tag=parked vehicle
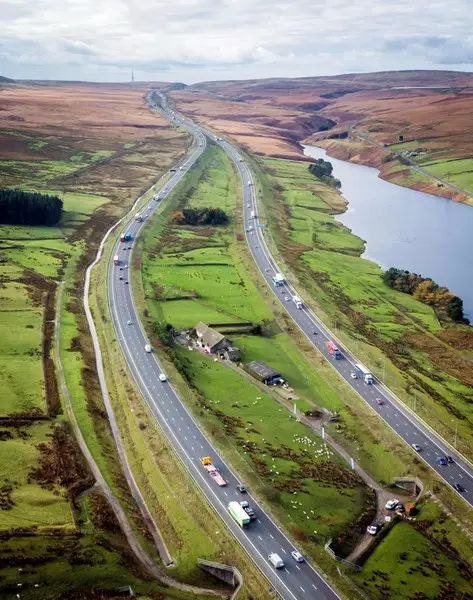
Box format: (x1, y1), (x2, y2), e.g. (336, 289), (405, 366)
(268, 553), (284, 569)
(367, 525), (378, 535)
(326, 341), (341, 360)
(354, 363), (373, 384)
(385, 499), (399, 510)
(228, 501), (250, 527)
(201, 457), (227, 486)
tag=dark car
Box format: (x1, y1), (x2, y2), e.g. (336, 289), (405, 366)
(436, 456), (447, 466)
(453, 483), (464, 492)
(237, 484), (247, 494)
(119, 276), (124, 281)
(446, 455), (454, 464)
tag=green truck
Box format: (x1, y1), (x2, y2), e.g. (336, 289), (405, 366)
(228, 501), (251, 527)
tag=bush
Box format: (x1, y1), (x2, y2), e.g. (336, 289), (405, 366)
(178, 207), (228, 226)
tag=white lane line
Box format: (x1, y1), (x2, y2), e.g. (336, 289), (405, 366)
(269, 533), (274, 539)
(295, 564), (300, 571)
(312, 584), (318, 590)
(300, 586), (305, 593)
(258, 535), (263, 541)
(281, 548), (287, 554)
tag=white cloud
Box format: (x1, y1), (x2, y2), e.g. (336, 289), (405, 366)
(0, 0), (472, 82)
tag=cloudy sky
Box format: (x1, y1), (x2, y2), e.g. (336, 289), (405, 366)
(1, 0), (473, 83)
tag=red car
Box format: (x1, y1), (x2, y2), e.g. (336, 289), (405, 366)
(375, 398), (384, 406)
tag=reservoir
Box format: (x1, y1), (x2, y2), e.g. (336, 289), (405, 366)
(303, 145), (473, 319)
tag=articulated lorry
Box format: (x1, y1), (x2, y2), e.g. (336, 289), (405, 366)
(228, 502), (251, 527)
(355, 363), (374, 384)
(326, 340), (342, 360)
(201, 457), (227, 486)
(120, 232), (132, 243)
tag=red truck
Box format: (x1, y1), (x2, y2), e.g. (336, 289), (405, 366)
(326, 341), (342, 360)
(201, 457), (227, 486)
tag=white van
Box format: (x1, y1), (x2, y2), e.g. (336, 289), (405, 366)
(268, 553), (284, 569)
(145, 344), (152, 353)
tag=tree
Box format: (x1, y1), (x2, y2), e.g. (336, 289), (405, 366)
(447, 296), (466, 322)
(0, 189), (62, 226)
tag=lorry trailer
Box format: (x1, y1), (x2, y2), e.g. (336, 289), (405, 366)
(201, 457), (227, 486)
(228, 501), (251, 527)
(355, 363), (374, 384)
(292, 295), (303, 309)
(120, 232), (132, 243)
(326, 340), (342, 360)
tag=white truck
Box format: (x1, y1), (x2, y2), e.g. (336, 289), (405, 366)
(250, 210), (256, 219)
(268, 553), (284, 569)
(355, 363), (374, 385)
(292, 295), (303, 309)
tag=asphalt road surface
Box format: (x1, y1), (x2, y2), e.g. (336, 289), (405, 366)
(107, 95), (342, 600)
(107, 90), (473, 599)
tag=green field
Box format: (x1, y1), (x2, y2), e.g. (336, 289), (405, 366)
(352, 520), (472, 599)
(140, 145), (376, 563)
(0, 422), (73, 530)
(420, 157), (473, 193)
(255, 155), (473, 462)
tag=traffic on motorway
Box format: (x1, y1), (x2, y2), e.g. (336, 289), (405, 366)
(107, 90), (473, 600)
(106, 92), (341, 600)
(221, 138), (473, 507)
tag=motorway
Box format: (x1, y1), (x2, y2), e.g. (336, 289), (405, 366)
(107, 90), (473, 599)
(107, 94), (341, 600)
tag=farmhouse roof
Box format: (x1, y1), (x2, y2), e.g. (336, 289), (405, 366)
(195, 322), (228, 350)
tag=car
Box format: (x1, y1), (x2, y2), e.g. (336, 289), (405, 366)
(446, 455), (454, 464)
(313, 330), (318, 335)
(158, 373), (167, 382)
(385, 499), (400, 510)
(265, 268), (270, 272)
(411, 443), (422, 452)
(375, 397), (384, 405)
(254, 245), (258, 249)
(119, 276), (124, 280)
(124, 264), (128, 268)
(127, 246), (132, 250)
(436, 456), (447, 466)
(453, 483), (464, 492)
(125, 281), (129, 284)
(127, 320), (132, 325)
(237, 484), (247, 493)
(350, 372), (358, 379)
(247, 203), (251, 208)
(291, 550), (304, 563)
(367, 525), (378, 536)
(119, 267), (123, 271)
(285, 296), (290, 301)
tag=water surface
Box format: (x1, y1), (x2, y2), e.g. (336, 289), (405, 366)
(303, 145), (473, 319)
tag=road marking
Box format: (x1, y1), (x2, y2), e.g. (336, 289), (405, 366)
(295, 565), (300, 571)
(281, 548), (287, 554)
(284, 568), (289, 573)
(312, 584), (318, 590)
(300, 586), (305, 593)
(269, 533), (274, 539)
(257, 519), (262, 523)
(258, 535), (263, 541)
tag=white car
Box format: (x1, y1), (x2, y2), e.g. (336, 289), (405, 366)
(291, 550), (304, 563)
(285, 296), (290, 301)
(127, 320), (132, 325)
(367, 525), (378, 536)
(385, 499), (399, 510)
(159, 373), (167, 382)
(144, 344), (152, 353)
(350, 372), (358, 379)
(411, 443), (422, 452)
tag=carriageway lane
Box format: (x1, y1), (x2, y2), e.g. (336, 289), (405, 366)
(215, 138), (473, 508)
(108, 98), (341, 600)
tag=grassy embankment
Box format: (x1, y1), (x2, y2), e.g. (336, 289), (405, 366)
(88, 148), (272, 597)
(238, 153), (473, 594)
(133, 143), (385, 594)
(252, 156), (473, 462)
(0, 90), (205, 596)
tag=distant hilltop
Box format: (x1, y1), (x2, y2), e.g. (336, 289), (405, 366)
(0, 75), (15, 83)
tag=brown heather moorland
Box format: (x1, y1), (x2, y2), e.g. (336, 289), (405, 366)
(170, 70), (473, 202)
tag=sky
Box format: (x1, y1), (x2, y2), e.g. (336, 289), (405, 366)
(1, 0), (473, 83)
